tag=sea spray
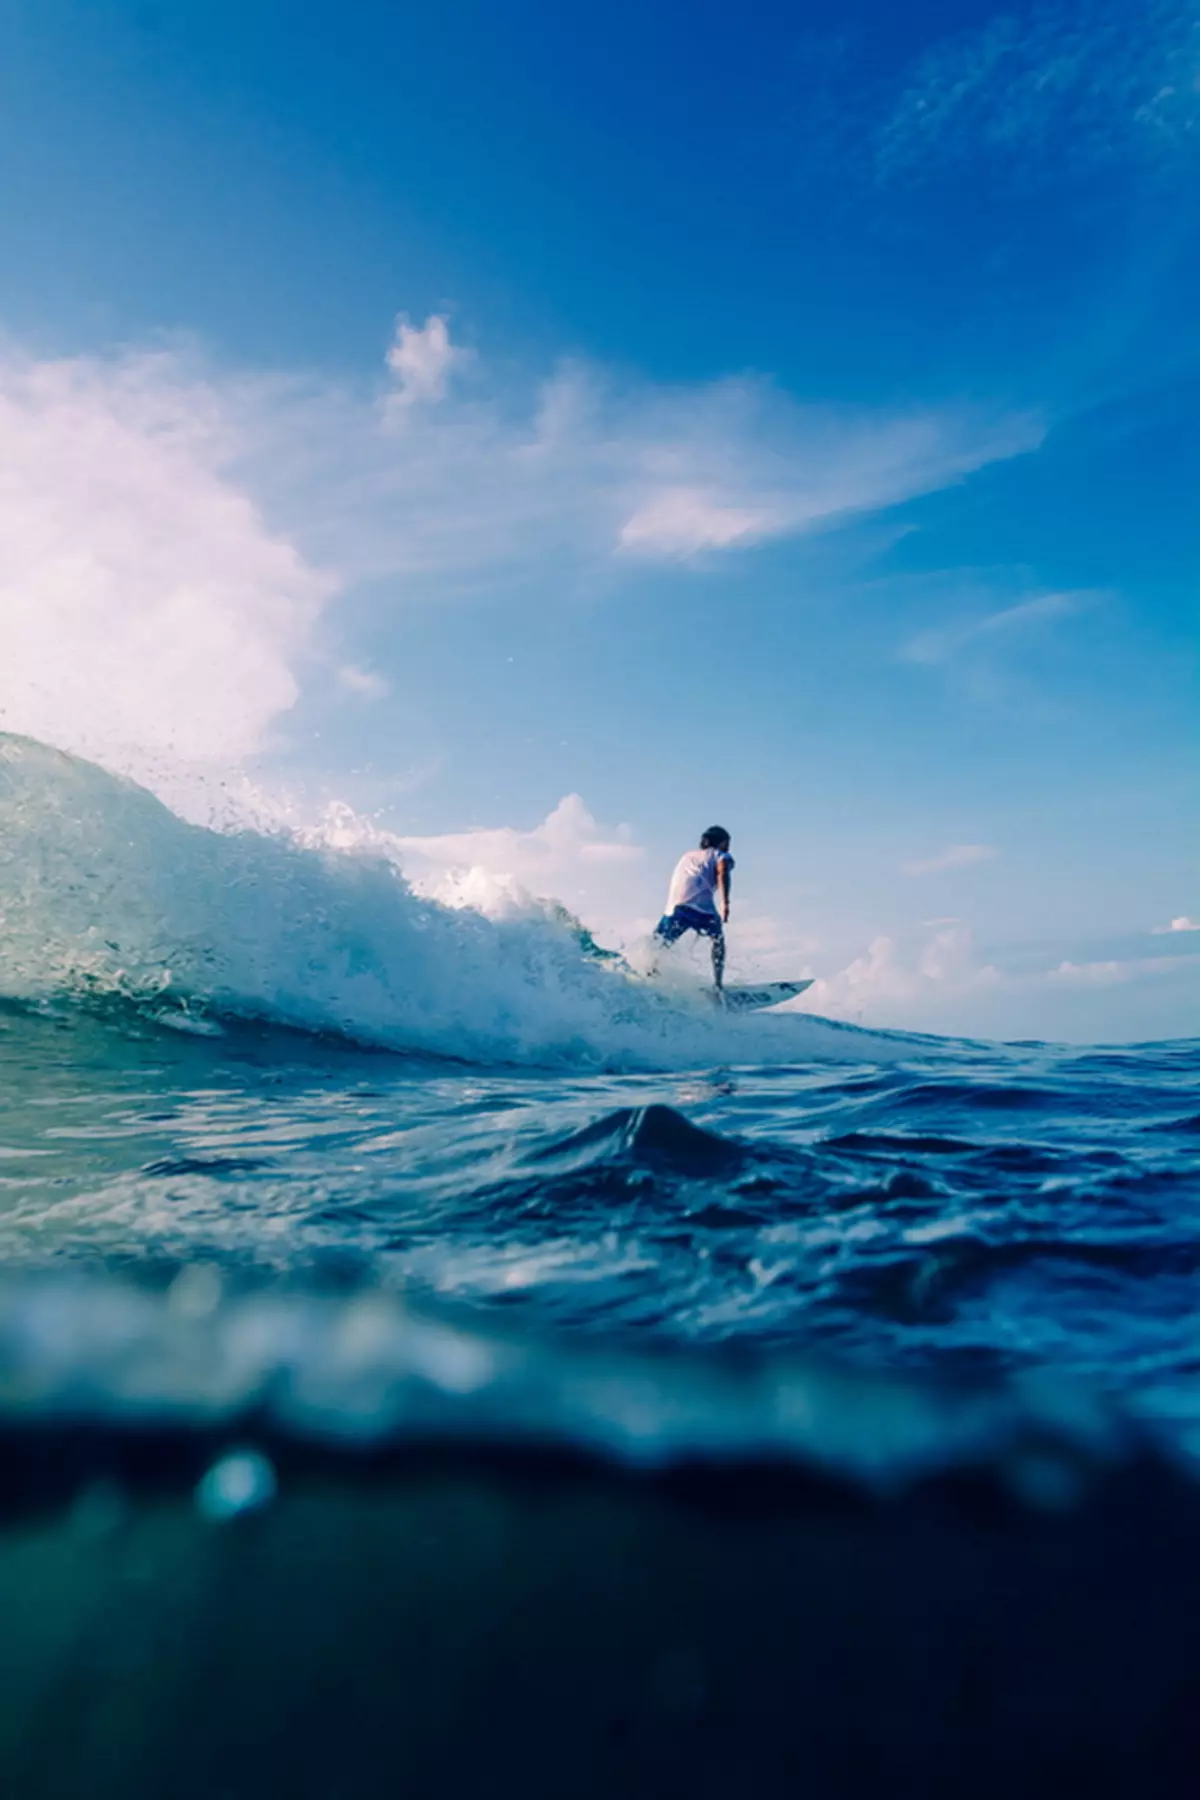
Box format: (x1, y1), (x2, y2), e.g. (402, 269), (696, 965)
(0, 733), (893, 1070)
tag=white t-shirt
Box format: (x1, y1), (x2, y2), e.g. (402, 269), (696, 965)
(666, 848), (734, 916)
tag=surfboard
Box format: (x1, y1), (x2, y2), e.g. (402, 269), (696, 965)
(718, 979), (814, 1013)
(582, 933), (813, 1016)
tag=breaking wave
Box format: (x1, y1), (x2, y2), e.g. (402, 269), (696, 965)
(0, 735), (893, 1070)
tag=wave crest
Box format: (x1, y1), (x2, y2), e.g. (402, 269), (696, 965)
(0, 735), (890, 1070)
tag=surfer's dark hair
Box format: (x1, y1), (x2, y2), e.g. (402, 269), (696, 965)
(700, 826), (731, 851)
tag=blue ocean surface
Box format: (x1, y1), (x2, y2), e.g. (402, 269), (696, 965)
(1, 732), (1198, 1458)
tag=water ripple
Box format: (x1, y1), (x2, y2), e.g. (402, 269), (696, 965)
(0, 1005), (1197, 1450)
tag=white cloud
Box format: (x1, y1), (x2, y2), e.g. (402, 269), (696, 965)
(903, 843), (998, 876)
(900, 590), (1095, 666)
(803, 922), (1002, 1025)
(786, 912), (1200, 1040)
(781, 916), (1199, 1040)
(0, 321), (1042, 780)
(385, 314), (466, 408)
(1154, 915), (1200, 934)
(618, 487), (777, 557)
(391, 794), (640, 879)
(1048, 955), (1181, 986)
(257, 790), (646, 944)
(375, 794), (645, 937)
(337, 663), (391, 700)
(0, 346), (334, 772)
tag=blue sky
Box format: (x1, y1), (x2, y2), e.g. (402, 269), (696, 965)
(0, 0), (1196, 1038)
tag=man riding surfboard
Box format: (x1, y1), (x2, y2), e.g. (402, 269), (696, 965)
(653, 826), (733, 991)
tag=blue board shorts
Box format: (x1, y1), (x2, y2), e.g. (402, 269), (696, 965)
(655, 904), (724, 944)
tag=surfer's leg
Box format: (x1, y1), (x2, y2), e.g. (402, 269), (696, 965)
(654, 911), (689, 947)
(650, 909), (686, 976)
(711, 929), (726, 991)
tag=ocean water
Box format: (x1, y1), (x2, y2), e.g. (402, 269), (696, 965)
(5, 731), (1200, 1794)
(1, 730), (1198, 1459)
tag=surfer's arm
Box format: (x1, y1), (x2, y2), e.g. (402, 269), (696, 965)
(715, 856), (731, 923)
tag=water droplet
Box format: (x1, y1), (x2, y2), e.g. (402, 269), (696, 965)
(195, 1450), (276, 1521)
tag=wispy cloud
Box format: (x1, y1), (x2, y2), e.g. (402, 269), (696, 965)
(900, 589), (1097, 666)
(384, 314), (468, 409)
(903, 844), (998, 876)
(304, 342), (1042, 575)
(618, 488), (777, 557)
(1047, 954), (1183, 986)
(1154, 915), (1200, 933)
(602, 393), (1041, 560)
(0, 319), (1041, 775)
(876, 0), (1200, 184)
(337, 664), (391, 700)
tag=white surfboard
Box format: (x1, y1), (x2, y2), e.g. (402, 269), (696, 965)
(719, 979), (814, 1013)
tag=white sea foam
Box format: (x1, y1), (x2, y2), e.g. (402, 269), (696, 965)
(0, 734), (895, 1070)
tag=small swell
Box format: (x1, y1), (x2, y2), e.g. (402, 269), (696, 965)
(529, 1104), (749, 1178)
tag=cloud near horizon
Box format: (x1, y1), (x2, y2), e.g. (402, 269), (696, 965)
(0, 318), (1042, 776)
(804, 921), (1002, 1021)
(798, 916), (1200, 1039)
(318, 793), (645, 936)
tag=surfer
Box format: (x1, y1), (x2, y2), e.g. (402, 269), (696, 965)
(653, 827), (733, 991)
